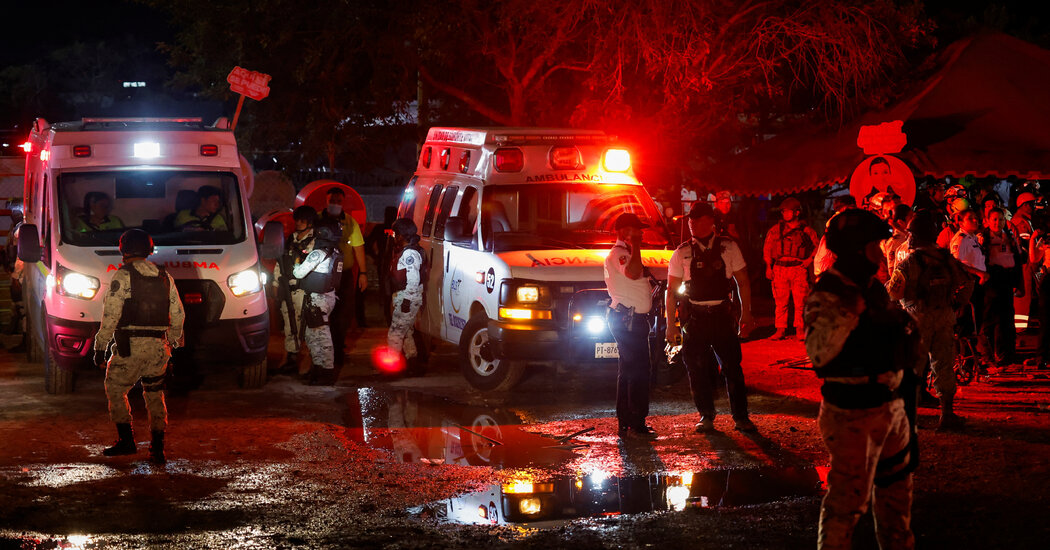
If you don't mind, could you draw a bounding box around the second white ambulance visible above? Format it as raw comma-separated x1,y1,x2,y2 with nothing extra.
398,127,674,391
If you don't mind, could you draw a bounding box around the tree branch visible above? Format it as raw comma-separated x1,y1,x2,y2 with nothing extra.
418,65,514,126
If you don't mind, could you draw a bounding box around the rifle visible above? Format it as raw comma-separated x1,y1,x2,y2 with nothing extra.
277,249,299,340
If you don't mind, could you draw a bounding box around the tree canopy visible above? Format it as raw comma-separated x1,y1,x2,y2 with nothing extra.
146,0,933,195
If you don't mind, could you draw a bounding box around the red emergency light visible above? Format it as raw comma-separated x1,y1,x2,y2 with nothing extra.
439,148,451,170
72,145,91,158
200,144,219,156
371,345,406,374
183,292,203,304
421,146,432,168
494,147,524,172
549,146,582,170
20,142,32,153
459,151,471,173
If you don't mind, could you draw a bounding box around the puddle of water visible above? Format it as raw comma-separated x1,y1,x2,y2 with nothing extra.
419,466,822,525
345,387,581,469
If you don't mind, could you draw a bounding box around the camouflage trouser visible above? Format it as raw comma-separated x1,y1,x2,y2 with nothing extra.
304,291,337,370
105,338,171,432
818,399,914,550
912,307,957,399
388,290,423,358
772,264,810,329
280,288,306,353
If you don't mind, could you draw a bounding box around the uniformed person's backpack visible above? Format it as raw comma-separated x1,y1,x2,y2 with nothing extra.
913,249,955,309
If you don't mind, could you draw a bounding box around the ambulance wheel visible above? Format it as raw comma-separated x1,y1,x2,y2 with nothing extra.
460,314,524,391
26,314,42,363
43,343,74,394
238,360,267,389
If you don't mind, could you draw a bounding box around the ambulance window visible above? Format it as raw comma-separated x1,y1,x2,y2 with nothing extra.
397,176,417,219
420,184,443,237
456,186,479,231
432,186,459,241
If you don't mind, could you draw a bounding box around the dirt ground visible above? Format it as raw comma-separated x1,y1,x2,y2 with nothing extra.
1,312,1049,549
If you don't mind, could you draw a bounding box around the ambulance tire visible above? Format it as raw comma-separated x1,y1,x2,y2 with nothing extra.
238,360,267,389
26,313,42,363
43,340,75,394
460,314,525,391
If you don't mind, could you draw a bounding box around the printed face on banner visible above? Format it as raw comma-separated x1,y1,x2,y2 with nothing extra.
849,155,915,207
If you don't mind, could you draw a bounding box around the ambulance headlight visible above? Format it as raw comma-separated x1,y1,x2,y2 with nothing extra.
228,269,263,296
585,316,606,335
57,267,100,300
516,285,540,303
518,497,542,516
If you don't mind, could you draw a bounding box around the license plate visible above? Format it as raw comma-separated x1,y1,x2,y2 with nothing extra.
595,342,619,359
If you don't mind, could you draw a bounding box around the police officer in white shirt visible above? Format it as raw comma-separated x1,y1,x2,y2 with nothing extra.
604,213,657,438
666,202,756,433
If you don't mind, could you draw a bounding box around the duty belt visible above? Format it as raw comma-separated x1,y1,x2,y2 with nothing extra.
686,300,729,310
115,329,167,339
774,258,803,267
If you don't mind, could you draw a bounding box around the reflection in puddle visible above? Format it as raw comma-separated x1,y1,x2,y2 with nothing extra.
420,466,822,525
347,388,582,469
18,463,122,488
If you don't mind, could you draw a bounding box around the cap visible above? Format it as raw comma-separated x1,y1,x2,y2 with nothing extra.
613,213,649,231
715,190,732,202
777,197,801,211
686,202,714,219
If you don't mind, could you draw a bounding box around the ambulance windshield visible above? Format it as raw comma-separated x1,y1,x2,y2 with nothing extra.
57,170,247,246
481,184,668,251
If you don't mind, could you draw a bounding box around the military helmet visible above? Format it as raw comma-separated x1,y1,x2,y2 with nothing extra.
391,218,418,238
118,229,154,258
1016,191,1037,209
313,221,341,248
824,209,892,256
944,184,968,201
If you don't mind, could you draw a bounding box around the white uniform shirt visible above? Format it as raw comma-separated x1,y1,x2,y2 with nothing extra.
950,230,987,273
396,247,424,295
668,235,746,305
604,240,653,313
985,231,1016,269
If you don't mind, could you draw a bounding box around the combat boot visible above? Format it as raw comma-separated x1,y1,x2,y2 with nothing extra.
277,352,299,374
149,431,166,464
102,423,136,456
937,395,967,432
771,328,786,340
310,367,337,386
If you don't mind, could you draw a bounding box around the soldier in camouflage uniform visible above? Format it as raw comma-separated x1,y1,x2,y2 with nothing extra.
804,210,917,550
94,229,185,465
387,218,426,373
272,206,317,374
886,209,974,431
292,220,343,385
764,196,818,339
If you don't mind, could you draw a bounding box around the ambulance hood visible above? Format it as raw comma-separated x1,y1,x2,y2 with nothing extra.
496,249,671,281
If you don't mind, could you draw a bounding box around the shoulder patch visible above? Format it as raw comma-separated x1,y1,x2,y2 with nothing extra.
110,280,120,293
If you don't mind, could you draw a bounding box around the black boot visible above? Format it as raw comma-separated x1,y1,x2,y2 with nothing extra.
103,423,136,456
309,366,336,386
277,352,299,374
149,431,166,464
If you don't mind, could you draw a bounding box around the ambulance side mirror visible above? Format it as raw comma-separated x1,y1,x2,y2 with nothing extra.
17,224,41,263
259,221,285,260
444,216,471,244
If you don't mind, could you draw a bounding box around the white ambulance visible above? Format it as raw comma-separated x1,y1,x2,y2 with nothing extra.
398,127,674,391
19,117,282,393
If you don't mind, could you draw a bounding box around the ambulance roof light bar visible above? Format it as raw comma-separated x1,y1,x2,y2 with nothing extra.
81,117,203,123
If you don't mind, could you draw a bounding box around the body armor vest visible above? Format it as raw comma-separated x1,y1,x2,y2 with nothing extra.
300,246,344,294
117,263,170,328
909,249,955,310
686,238,731,302
391,243,426,292
771,222,814,261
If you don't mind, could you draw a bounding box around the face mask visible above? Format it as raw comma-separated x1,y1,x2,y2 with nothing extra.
327,204,343,216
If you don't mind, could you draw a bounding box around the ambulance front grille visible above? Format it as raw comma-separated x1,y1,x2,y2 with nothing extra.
172,279,225,326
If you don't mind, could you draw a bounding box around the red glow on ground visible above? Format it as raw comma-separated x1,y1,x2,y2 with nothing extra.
372,345,406,374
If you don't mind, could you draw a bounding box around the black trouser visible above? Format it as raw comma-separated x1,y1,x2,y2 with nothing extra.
981,265,1016,362
608,310,652,429
682,302,749,421
1039,272,1050,361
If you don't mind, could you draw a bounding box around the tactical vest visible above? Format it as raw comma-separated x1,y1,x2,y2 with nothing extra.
391,243,427,292
117,263,170,328
771,222,814,261
686,238,731,302
299,246,344,294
